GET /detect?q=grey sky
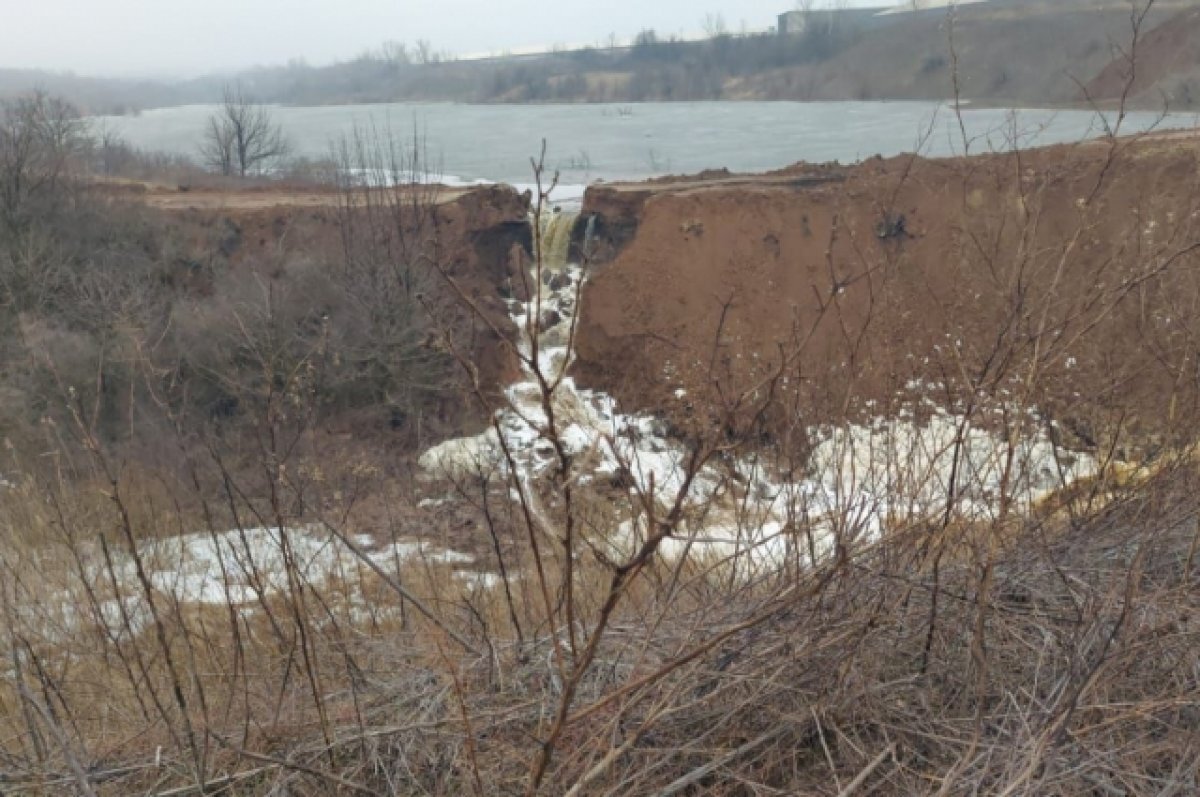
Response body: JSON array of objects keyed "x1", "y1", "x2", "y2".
[{"x1": 0, "y1": 0, "x2": 887, "y2": 78}]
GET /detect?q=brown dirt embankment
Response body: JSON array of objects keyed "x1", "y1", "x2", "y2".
[
  {"x1": 573, "y1": 131, "x2": 1200, "y2": 451},
  {"x1": 91, "y1": 176, "x2": 475, "y2": 211},
  {"x1": 413, "y1": 184, "x2": 533, "y2": 400}
]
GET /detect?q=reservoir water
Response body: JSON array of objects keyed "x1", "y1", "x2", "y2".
[{"x1": 97, "y1": 101, "x2": 1196, "y2": 188}]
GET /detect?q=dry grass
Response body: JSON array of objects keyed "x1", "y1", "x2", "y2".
[
  {"x1": 1, "y1": 448, "x2": 1197, "y2": 795},
  {"x1": 2, "y1": 24, "x2": 1199, "y2": 791}
]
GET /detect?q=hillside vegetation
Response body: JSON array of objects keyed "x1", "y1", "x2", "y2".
[
  {"x1": 3, "y1": 67, "x2": 1200, "y2": 792},
  {"x1": 1086, "y1": 4, "x2": 1200, "y2": 107},
  {"x1": 7, "y1": 0, "x2": 1200, "y2": 113},
  {"x1": 4, "y1": 5, "x2": 1200, "y2": 793}
]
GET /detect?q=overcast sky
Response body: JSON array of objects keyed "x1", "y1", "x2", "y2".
[{"x1": 0, "y1": 0, "x2": 889, "y2": 78}]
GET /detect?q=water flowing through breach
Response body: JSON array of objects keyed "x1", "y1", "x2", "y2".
[
  {"x1": 539, "y1": 211, "x2": 579, "y2": 271},
  {"x1": 420, "y1": 207, "x2": 1102, "y2": 571}
]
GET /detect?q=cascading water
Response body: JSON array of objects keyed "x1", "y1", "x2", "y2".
[
  {"x1": 538, "y1": 210, "x2": 579, "y2": 271},
  {"x1": 583, "y1": 214, "x2": 597, "y2": 255}
]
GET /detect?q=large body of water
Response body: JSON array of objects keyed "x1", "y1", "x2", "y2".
[{"x1": 98, "y1": 101, "x2": 1195, "y2": 189}]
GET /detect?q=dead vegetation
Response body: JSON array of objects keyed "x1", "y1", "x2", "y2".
[
  {"x1": 4, "y1": 130, "x2": 1200, "y2": 794},
  {"x1": 1, "y1": 7, "x2": 1200, "y2": 794}
]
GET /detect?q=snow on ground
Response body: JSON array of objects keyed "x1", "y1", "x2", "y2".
[
  {"x1": 141, "y1": 526, "x2": 475, "y2": 606},
  {"x1": 8, "y1": 525, "x2": 486, "y2": 643}
]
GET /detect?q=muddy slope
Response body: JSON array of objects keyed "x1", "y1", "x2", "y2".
[{"x1": 573, "y1": 134, "x2": 1200, "y2": 449}]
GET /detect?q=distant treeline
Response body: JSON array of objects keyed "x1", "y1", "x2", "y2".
[
  {"x1": 5, "y1": 0, "x2": 1195, "y2": 114},
  {"x1": 244, "y1": 16, "x2": 870, "y2": 105},
  {"x1": 0, "y1": 9, "x2": 874, "y2": 112}
]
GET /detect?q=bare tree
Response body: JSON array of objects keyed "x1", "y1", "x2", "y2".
[
  {"x1": 200, "y1": 84, "x2": 290, "y2": 178},
  {"x1": 379, "y1": 40, "x2": 411, "y2": 66},
  {"x1": 0, "y1": 91, "x2": 87, "y2": 235},
  {"x1": 330, "y1": 123, "x2": 457, "y2": 436},
  {"x1": 702, "y1": 11, "x2": 729, "y2": 39},
  {"x1": 793, "y1": 0, "x2": 817, "y2": 36},
  {"x1": 414, "y1": 39, "x2": 435, "y2": 66}
]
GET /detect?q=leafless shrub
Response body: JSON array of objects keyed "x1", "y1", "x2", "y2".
[
  {"x1": 2, "y1": 9, "x2": 1200, "y2": 796},
  {"x1": 0, "y1": 90, "x2": 88, "y2": 236},
  {"x1": 1, "y1": 131, "x2": 1198, "y2": 794},
  {"x1": 329, "y1": 121, "x2": 515, "y2": 441}
]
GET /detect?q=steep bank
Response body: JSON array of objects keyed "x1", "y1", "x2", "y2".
[{"x1": 573, "y1": 132, "x2": 1200, "y2": 452}]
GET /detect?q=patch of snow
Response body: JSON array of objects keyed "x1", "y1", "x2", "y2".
[
  {"x1": 456, "y1": 571, "x2": 504, "y2": 590},
  {"x1": 5, "y1": 524, "x2": 485, "y2": 649},
  {"x1": 138, "y1": 527, "x2": 377, "y2": 606},
  {"x1": 368, "y1": 540, "x2": 475, "y2": 567},
  {"x1": 419, "y1": 428, "x2": 503, "y2": 480}
]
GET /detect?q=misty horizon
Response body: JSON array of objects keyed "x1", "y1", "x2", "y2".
[{"x1": 0, "y1": 0, "x2": 892, "y2": 79}]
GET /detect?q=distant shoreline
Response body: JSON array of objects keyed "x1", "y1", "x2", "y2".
[{"x1": 87, "y1": 96, "x2": 1140, "y2": 122}]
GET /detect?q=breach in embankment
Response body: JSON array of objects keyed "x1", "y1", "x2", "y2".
[{"x1": 418, "y1": 129, "x2": 1200, "y2": 567}]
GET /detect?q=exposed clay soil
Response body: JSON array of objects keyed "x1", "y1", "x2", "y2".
[
  {"x1": 573, "y1": 132, "x2": 1200, "y2": 452},
  {"x1": 93, "y1": 176, "x2": 473, "y2": 211}
]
